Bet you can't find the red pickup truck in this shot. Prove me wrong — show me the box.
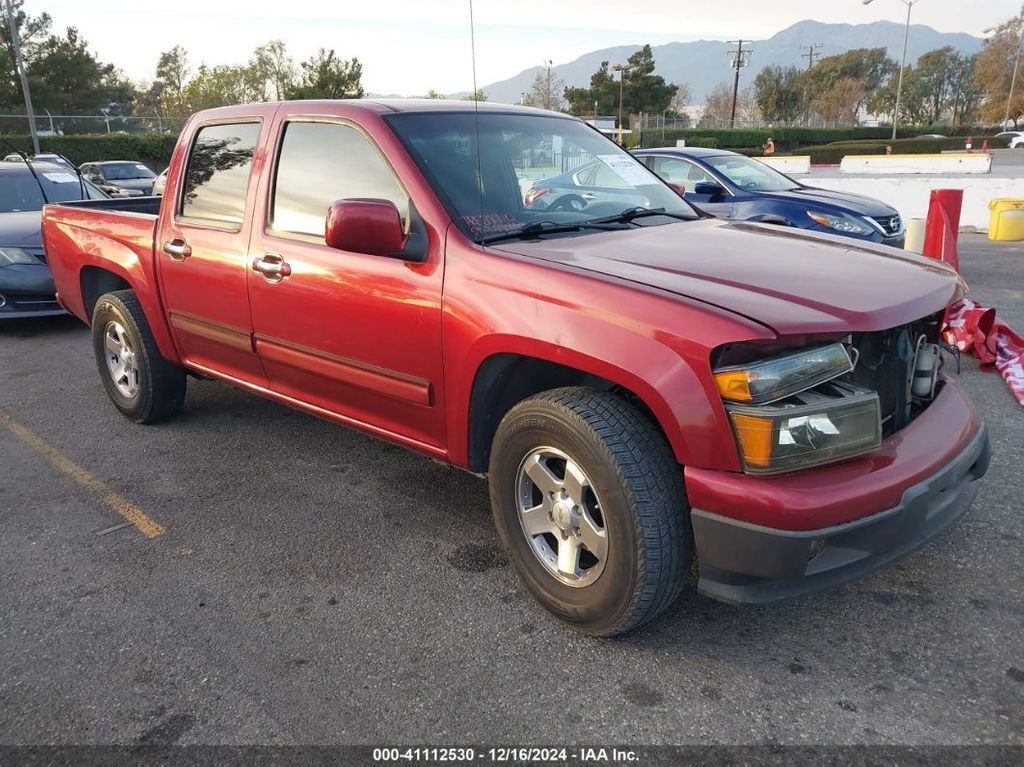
[42,101,989,636]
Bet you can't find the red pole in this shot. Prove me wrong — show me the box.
[922,189,963,272]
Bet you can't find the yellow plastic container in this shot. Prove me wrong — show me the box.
[988,198,1024,242]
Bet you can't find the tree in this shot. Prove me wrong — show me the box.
[523,68,565,111]
[667,82,691,117]
[753,65,804,123]
[179,64,258,113]
[564,45,676,120]
[250,40,294,101]
[424,89,445,99]
[806,48,896,119]
[288,49,363,99]
[699,81,738,126]
[565,60,617,116]
[467,88,487,102]
[974,14,1024,127]
[155,45,190,114]
[814,77,867,125]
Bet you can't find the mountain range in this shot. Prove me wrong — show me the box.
[472,20,984,106]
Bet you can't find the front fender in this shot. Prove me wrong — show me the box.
[442,242,774,471]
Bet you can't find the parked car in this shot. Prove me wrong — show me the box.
[524,159,656,212]
[79,161,156,196]
[151,168,168,196]
[995,131,1024,149]
[632,147,907,248]
[3,152,76,170]
[0,160,106,319]
[42,101,988,635]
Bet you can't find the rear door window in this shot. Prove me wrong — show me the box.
[179,122,260,227]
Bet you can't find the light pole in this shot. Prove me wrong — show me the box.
[100,108,111,134]
[984,8,1024,128]
[4,0,40,153]
[863,0,922,141]
[612,64,631,145]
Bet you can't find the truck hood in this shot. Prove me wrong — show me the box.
[762,186,898,217]
[491,219,962,335]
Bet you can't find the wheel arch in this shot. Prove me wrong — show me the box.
[463,346,709,474]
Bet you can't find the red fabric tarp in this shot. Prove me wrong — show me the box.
[943,298,1024,406]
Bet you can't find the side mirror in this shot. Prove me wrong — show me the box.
[693,182,726,198]
[325,199,406,257]
[665,182,686,197]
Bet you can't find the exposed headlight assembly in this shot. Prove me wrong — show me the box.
[714,343,881,474]
[807,210,875,236]
[714,343,855,405]
[0,247,38,266]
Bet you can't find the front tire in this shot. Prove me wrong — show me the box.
[91,290,186,423]
[488,388,691,636]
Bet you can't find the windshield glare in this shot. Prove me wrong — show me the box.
[703,154,798,192]
[386,112,694,242]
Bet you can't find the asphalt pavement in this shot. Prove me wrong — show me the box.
[0,235,1022,747]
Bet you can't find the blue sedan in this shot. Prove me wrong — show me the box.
[631,147,905,248]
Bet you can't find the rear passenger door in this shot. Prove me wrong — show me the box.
[156,115,271,387]
[247,117,446,450]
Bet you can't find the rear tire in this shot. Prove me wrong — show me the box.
[488,387,691,636]
[91,290,186,424]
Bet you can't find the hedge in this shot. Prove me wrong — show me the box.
[638,125,1004,152]
[801,136,1012,164]
[0,133,177,170]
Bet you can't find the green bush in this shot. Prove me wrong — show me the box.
[638,125,1002,153]
[801,136,1007,164]
[0,133,177,170]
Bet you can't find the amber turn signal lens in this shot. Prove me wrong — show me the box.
[714,370,753,402]
[728,413,773,468]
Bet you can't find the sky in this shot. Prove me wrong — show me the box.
[30,0,1023,95]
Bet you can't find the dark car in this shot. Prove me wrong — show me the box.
[632,147,906,248]
[79,161,156,197]
[0,160,106,319]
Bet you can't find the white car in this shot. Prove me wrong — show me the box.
[151,168,168,195]
[995,131,1024,149]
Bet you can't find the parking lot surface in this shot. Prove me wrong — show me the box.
[1,235,1022,746]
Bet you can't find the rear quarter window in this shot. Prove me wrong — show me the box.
[179,122,260,227]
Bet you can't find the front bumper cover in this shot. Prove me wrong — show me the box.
[692,425,990,604]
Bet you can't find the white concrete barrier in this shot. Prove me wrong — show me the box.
[839,153,992,175]
[757,155,811,175]
[813,176,1018,231]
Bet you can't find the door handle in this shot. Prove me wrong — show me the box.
[251,252,292,283]
[163,238,191,261]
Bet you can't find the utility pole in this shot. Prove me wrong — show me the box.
[542,58,553,110]
[800,43,822,126]
[801,43,823,71]
[728,40,752,128]
[863,0,922,141]
[612,64,631,144]
[4,0,40,154]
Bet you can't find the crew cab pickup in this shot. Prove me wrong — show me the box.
[42,101,989,636]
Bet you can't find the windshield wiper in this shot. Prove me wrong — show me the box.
[584,207,692,226]
[478,219,624,245]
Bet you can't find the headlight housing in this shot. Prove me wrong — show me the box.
[714,342,855,405]
[714,342,882,475]
[0,247,38,266]
[727,381,882,474]
[807,210,875,236]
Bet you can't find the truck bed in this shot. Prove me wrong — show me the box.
[54,196,162,217]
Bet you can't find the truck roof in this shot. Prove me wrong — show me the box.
[194,99,574,120]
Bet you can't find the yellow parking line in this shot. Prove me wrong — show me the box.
[0,410,164,539]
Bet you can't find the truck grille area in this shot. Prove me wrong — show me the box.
[848,311,944,436]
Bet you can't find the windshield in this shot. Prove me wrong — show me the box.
[0,169,104,212]
[102,162,156,180]
[703,154,799,192]
[386,112,695,242]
